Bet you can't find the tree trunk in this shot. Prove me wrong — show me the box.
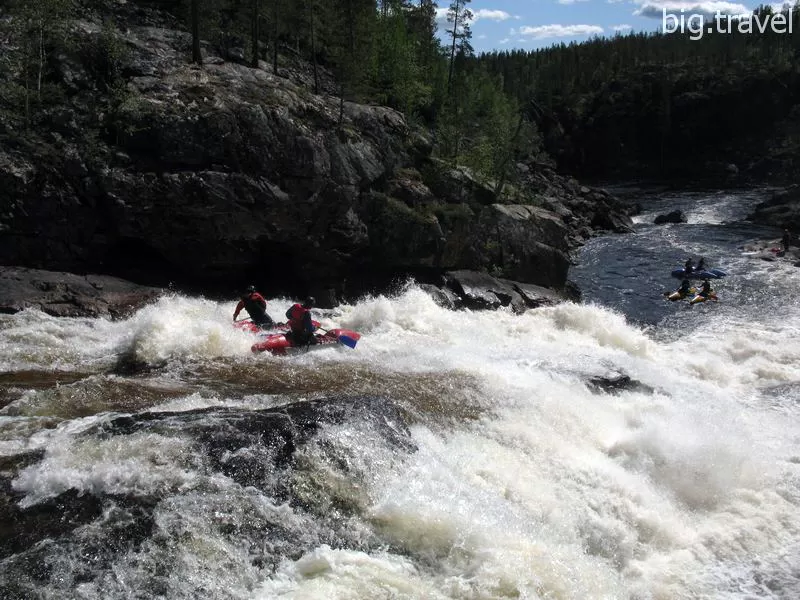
[494,113,525,199]
[23,40,31,129]
[339,85,345,126]
[251,0,260,67]
[191,0,202,64]
[309,0,319,94]
[37,22,44,101]
[272,0,279,74]
[447,1,460,91]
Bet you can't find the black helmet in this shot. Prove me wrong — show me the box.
[245,285,256,294]
[303,296,315,308]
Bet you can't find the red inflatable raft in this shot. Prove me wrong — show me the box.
[234,320,360,355]
[251,328,361,355]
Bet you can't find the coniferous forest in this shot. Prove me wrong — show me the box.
[2,0,799,185]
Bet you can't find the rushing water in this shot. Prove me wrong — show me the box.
[1,189,799,599]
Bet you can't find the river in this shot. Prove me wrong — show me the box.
[1,188,798,599]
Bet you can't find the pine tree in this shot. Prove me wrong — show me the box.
[445,0,472,91]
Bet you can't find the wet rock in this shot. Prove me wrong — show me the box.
[419,283,461,309]
[587,374,654,395]
[462,204,572,289]
[443,270,567,312]
[748,185,800,230]
[0,267,163,318]
[0,395,416,600]
[654,210,687,225]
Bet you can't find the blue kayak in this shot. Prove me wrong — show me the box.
[671,268,727,280]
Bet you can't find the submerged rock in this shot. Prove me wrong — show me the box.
[654,210,687,225]
[0,396,415,596]
[586,373,654,395]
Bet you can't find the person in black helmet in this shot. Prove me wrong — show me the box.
[233,285,275,329]
[285,296,317,346]
[698,279,714,298]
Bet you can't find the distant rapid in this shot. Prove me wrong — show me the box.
[1,188,798,599]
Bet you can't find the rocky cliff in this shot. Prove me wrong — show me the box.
[0,1,633,307]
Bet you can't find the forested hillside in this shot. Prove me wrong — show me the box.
[481,4,800,180]
[0,0,539,193]
[2,0,799,183]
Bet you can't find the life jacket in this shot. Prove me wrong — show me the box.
[286,303,310,332]
[243,292,266,317]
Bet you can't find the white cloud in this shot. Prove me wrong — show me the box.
[514,15,523,19]
[499,37,511,44]
[477,34,488,39]
[517,24,605,38]
[558,0,590,4]
[614,23,633,30]
[473,9,512,21]
[633,1,750,18]
[434,7,511,26]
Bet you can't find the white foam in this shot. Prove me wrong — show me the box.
[2,283,799,597]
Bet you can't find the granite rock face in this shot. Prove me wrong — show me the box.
[0,2,634,303]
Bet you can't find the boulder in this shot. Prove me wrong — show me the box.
[748,186,800,230]
[443,270,567,312]
[654,210,687,225]
[463,204,572,289]
[418,283,461,309]
[587,373,654,395]
[0,267,163,318]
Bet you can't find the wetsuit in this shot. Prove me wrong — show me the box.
[233,292,274,328]
[783,231,791,252]
[285,303,316,346]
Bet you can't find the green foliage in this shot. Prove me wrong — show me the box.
[0,0,75,125]
[81,21,129,89]
[362,193,439,263]
[11,0,796,184]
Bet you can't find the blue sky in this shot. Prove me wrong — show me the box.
[433,0,796,52]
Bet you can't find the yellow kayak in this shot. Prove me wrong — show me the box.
[690,292,717,304]
[667,287,696,301]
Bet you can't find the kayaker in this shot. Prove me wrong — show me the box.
[783,229,791,252]
[698,280,713,298]
[285,296,317,346]
[684,258,695,275]
[678,279,692,296]
[233,286,275,329]
[696,257,706,271]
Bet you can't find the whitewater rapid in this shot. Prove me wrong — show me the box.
[1,276,799,599]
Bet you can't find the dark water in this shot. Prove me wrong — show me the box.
[569,187,793,331]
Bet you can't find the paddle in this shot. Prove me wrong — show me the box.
[317,327,360,349]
